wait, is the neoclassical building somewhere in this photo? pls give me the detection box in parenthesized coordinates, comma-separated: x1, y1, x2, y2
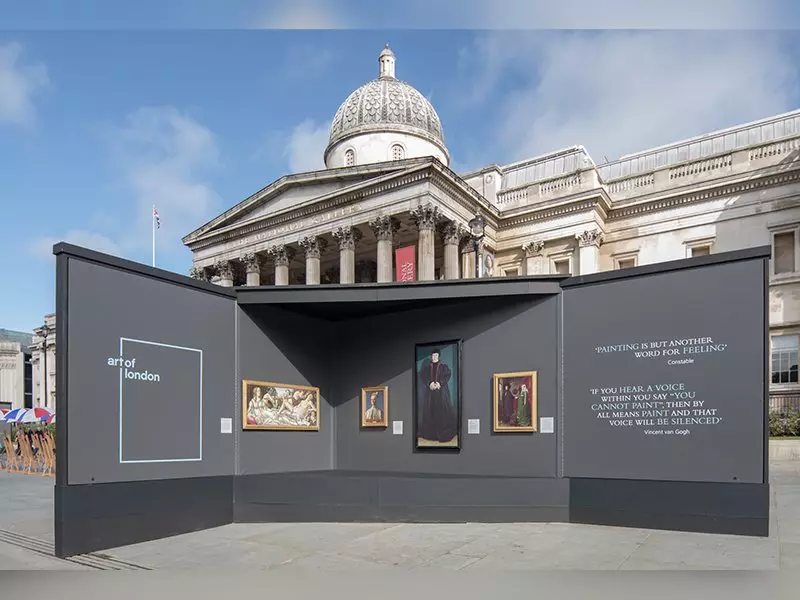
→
(183, 45, 800, 409)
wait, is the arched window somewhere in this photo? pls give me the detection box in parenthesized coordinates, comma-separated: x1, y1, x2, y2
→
(345, 149, 355, 167)
(391, 144, 405, 161)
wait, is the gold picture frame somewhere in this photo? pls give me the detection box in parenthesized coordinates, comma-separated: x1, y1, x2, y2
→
(493, 371, 537, 432)
(242, 379, 320, 431)
(361, 386, 389, 428)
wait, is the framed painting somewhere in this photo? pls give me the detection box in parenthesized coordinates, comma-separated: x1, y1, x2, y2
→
(361, 386, 389, 428)
(242, 380, 320, 431)
(414, 340, 462, 449)
(493, 371, 537, 432)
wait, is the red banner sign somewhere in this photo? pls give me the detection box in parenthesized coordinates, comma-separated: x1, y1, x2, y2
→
(395, 245, 416, 282)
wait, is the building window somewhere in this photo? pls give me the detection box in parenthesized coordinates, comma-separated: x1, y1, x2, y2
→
(691, 245, 711, 257)
(773, 230, 797, 275)
(504, 268, 519, 277)
(685, 237, 714, 259)
(553, 259, 570, 275)
(771, 334, 799, 384)
(613, 252, 638, 270)
(391, 144, 405, 161)
(344, 149, 355, 167)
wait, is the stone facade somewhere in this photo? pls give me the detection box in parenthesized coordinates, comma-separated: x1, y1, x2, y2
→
(30, 313, 56, 411)
(0, 333, 31, 411)
(183, 48, 800, 409)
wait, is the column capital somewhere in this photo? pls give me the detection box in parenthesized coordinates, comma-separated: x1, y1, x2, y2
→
(576, 229, 603, 248)
(369, 215, 400, 241)
(461, 237, 484, 254)
(299, 236, 328, 259)
(213, 259, 234, 281)
(332, 226, 363, 250)
(438, 221, 468, 246)
(410, 203, 441, 231)
(522, 240, 545, 257)
(241, 252, 263, 274)
(267, 244, 295, 267)
(189, 265, 210, 281)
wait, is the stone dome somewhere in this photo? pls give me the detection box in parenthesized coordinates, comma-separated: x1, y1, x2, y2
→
(324, 45, 449, 166)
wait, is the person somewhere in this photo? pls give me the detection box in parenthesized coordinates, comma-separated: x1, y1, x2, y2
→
(500, 382, 516, 425)
(515, 383, 531, 427)
(417, 348, 457, 444)
(364, 392, 383, 423)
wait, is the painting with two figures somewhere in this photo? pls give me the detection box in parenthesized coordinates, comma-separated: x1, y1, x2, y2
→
(414, 340, 461, 449)
(361, 386, 388, 428)
(493, 371, 537, 432)
(242, 380, 320, 431)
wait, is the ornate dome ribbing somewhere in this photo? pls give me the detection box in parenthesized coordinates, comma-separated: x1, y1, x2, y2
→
(326, 45, 446, 155)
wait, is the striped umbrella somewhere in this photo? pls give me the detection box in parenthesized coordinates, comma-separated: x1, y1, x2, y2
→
(43, 412, 56, 424)
(20, 407, 53, 423)
(1, 408, 28, 423)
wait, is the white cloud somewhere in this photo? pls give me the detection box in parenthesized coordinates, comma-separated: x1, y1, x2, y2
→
(31, 107, 221, 264)
(455, 31, 799, 166)
(285, 119, 330, 173)
(30, 230, 121, 260)
(0, 42, 49, 127)
(254, 0, 349, 28)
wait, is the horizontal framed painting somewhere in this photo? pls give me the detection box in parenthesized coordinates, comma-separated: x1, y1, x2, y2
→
(493, 371, 537, 432)
(242, 380, 320, 431)
(414, 340, 462, 449)
(361, 386, 389, 428)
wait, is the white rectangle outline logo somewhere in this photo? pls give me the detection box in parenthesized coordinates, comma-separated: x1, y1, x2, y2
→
(119, 337, 203, 464)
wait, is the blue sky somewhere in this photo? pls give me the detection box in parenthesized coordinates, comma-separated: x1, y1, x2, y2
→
(3, 6, 800, 331)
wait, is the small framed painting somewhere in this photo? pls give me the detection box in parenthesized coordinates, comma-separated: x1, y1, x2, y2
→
(361, 386, 389, 428)
(493, 371, 537, 432)
(242, 380, 320, 431)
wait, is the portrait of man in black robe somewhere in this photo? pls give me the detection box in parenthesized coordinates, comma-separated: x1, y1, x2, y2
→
(416, 345, 459, 447)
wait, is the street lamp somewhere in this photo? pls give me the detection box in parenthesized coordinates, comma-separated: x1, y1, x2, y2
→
(40, 323, 50, 409)
(468, 210, 486, 279)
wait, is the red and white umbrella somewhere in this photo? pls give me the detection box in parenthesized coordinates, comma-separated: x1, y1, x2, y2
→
(19, 407, 53, 423)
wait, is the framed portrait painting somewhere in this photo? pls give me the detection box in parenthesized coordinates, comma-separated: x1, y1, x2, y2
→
(414, 340, 461, 449)
(493, 371, 537, 432)
(242, 380, 320, 431)
(361, 386, 388, 428)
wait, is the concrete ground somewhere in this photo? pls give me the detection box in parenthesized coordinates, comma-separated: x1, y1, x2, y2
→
(1, 461, 798, 570)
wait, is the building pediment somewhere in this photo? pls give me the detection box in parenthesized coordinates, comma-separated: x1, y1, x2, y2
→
(184, 157, 494, 253)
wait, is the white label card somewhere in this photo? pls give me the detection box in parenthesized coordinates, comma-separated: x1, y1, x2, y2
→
(467, 419, 480, 434)
(392, 421, 403, 435)
(540, 417, 554, 434)
(220, 418, 232, 434)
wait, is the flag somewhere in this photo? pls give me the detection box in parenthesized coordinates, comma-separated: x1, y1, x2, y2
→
(153, 206, 161, 229)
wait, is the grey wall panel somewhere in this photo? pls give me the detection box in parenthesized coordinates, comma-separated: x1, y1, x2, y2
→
(236, 305, 335, 475)
(562, 259, 766, 484)
(66, 257, 236, 485)
(333, 296, 560, 477)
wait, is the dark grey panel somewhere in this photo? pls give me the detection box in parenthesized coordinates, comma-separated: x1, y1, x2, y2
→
(55, 475, 233, 557)
(562, 259, 766, 484)
(236, 305, 335, 475)
(234, 471, 570, 524)
(66, 257, 236, 484)
(569, 478, 769, 537)
(333, 296, 560, 477)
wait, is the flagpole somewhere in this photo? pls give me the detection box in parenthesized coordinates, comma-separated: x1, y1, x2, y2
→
(152, 204, 156, 267)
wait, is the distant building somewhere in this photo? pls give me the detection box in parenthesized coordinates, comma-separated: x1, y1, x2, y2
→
(0, 328, 34, 411)
(183, 46, 800, 411)
(30, 313, 56, 411)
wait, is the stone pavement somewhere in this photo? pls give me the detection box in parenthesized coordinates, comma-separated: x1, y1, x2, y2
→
(1, 461, 799, 570)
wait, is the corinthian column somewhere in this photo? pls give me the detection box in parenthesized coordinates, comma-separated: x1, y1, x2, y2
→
(576, 229, 603, 276)
(521, 240, 545, 275)
(242, 252, 263, 286)
(189, 265, 210, 282)
(214, 259, 234, 287)
(332, 226, 362, 284)
(299, 236, 327, 285)
(410, 203, 440, 281)
(439, 221, 466, 280)
(369, 215, 400, 283)
(268, 244, 295, 286)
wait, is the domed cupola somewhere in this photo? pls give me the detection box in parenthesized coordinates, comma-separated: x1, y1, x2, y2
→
(324, 44, 450, 169)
